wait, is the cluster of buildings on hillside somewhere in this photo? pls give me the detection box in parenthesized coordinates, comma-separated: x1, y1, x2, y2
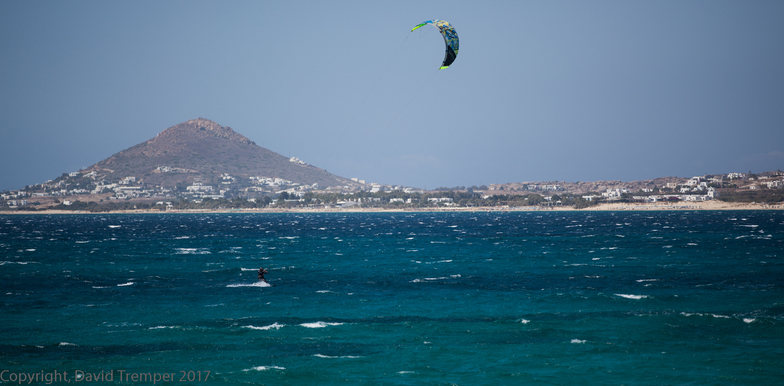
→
(3, 170, 782, 208)
(586, 176, 720, 203)
(489, 173, 783, 204)
(1, 166, 387, 208)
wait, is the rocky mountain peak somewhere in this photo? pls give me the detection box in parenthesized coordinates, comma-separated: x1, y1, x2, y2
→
(153, 118, 256, 146)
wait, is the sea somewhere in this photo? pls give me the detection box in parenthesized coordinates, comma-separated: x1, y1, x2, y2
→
(1, 211, 782, 385)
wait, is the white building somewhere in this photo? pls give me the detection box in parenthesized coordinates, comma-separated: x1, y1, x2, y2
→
(187, 183, 214, 192)
(428, 197, 453, 203)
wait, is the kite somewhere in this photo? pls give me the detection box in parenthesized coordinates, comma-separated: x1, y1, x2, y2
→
(411, 20, 459, 69)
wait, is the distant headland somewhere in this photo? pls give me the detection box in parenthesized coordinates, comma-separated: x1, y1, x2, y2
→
(2, 118, 782, 213)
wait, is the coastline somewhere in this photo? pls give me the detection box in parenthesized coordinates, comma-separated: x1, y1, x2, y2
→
(2, 201, 781, 215)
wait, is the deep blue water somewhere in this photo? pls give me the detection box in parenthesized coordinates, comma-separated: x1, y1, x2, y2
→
(1, 211, 783, 385)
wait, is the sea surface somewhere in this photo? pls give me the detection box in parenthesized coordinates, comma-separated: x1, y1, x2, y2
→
(1, 211, 783, 385)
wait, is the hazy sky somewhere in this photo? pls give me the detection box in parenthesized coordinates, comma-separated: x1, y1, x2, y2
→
(2, 0, 783, 191)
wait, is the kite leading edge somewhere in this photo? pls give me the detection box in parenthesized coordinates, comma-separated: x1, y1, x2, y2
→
(411, 20, 459, 69)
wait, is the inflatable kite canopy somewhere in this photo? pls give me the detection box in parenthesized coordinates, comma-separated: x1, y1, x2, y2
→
(411, 20, 459, 69)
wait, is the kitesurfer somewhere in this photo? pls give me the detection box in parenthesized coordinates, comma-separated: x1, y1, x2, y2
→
(258, 267, 269, 283)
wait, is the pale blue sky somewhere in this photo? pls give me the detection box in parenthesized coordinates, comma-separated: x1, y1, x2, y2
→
(2, 0, 783, 191)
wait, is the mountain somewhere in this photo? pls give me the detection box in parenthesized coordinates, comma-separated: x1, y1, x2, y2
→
(85, 118, 359, 189)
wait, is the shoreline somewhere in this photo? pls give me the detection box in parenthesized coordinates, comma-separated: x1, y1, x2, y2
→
(2, 201, 782, 215)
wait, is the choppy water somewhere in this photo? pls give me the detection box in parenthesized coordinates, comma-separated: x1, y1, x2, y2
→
(1, 211, 783, 385)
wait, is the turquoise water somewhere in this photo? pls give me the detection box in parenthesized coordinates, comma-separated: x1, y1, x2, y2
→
(1, 211, 783, 385)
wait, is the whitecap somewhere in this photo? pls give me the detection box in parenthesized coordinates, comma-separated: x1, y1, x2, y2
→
(244, 323, 284, 330)
(117, 282, 134, 287)
(571, 339, 586, 344)
(520, 319, 530, 324)
(300, 322, 343, 328)
(313, 354, 361, 358)
(175, 248, 210, 255)
(227, 282, 271, 288)
(59, 342, 77, 346)
(108, 225, 121, 229)
(743, 318, 756, 323)
(636, 279, 658, 283)
(615, 294, 647, 299)
(244, 366, 285, 371)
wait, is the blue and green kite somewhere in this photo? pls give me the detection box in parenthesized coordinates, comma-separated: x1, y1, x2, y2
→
(411, 19, 459, 69)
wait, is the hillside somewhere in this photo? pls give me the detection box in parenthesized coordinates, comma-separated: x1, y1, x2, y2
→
(85, 118, 359, 189)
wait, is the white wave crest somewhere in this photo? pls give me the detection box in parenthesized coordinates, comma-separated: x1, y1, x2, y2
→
(313, 354, 362, 359)
(571, 339, 586, 344)
(300, 322, 343, 328)
(244, 323, 285, 331)
(411, 274, 461, 283)
(175, 248, 210, 254)
(615, 294, 647, 299)
(244, 366, 285, 371)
